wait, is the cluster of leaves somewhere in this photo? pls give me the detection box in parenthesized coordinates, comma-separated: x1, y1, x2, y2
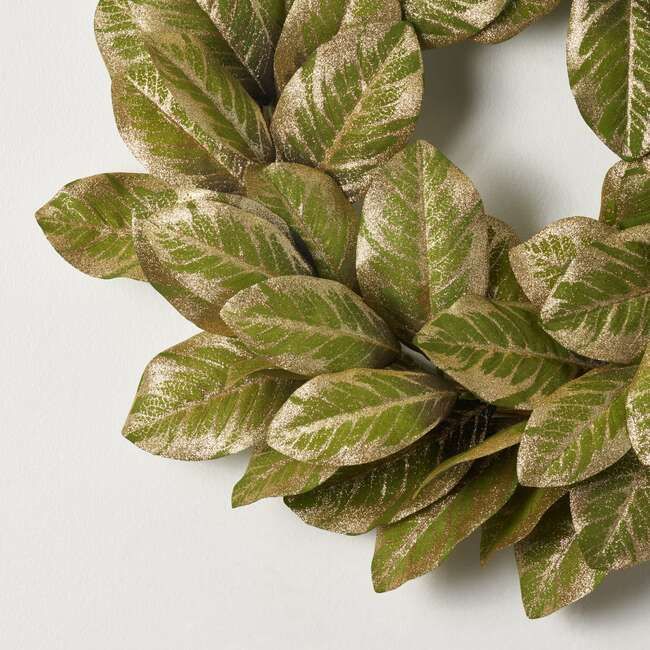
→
(36, 0, 650, 619)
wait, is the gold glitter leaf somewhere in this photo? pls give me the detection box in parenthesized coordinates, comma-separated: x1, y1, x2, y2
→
(541, 224, 650, 363)
(372, 449, 518, 592)
(36, 173, 176, 281)
(485, 215, 528, 302)
(627, 345, 650, 464)
(570, 453, 650, 571)
(515, 498, 606, 619)
(414, 295, 582, 410)
(267, 369, 456, 465)
(221, 276, 399, 376)
(517, 365, 637, 487)
(284, 403, 494, 534)
(245, 163, 359, 287)
(473, 0, 561, 44)
(273, 0, 402, 91)
(271, 21, 423, 201)
(357, 141, 489, 338)
(123, 333, 303, 460)
(600, 158, 650, 230)
(567, 0, 650, 160)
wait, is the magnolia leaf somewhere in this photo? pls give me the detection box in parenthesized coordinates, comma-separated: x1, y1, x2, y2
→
(485, 215, 527, 302)
(541, 225, 650, 363)
(271, 21, 423, 201)
(357, 141, 489, 338)
(36, 173, 175, 280)
(418, 420, 525, 492)
(473, 0, 561, 44)
(509, 216, 616, 308)
(273, 0, 402, 91)
(372, 450, 518, 593)
(268, 369, 456, 465)
(571, 453, 650, 571)
(195, 0, 285, 100)
(221, 276, 399, 376)
(415, 296, 582, 410)
(134, 199, 312, 333)
(515, 498, 606, 619)
(285, 403, 494, 534)
(567, 0, 650, 160)
(232, 447, 336, 507)
(518, 365, 637, 487)
(600, 158, 650, 230)
(245, 163, 359, 287)
(627, 345, 650, 464)
(123, 333, 302, 460)
(480, 486, 567, 565)
(402, 0, 510, 48)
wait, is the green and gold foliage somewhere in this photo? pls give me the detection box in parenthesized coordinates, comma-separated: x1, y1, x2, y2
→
(37, 0, 650, 620)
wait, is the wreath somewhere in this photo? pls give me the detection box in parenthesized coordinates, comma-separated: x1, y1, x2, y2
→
(36, 0, 650, 619)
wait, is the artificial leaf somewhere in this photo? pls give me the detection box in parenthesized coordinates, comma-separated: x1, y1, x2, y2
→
(245, 163, 359, 287)
(232, 447, 336, 507)
(267, 369, 456, 465)
(567, 0, 650, 160)
(600, 158, 650, 230)
(515, 498, 606, 619)
(123, 333, 302, 460)
(357, 140, 489, 338)
(36, 173, 175, 280)
(627, 345, 650, 464)
(541, 224, 650, 363)
(509, 216, 616, 308)
(415, 295, 582, 410)
(372, 449, 518, 592)
(518, 365, 637, 487)
(571, 453, 650, 571)
(195, 0, 285, 100)
(134, 198, 312, 333)
(273, 0, 402, 91)
(221, 276, 399, 375)
(473, 0, 561, 44)
(285, 403, 494, 534)
(402, 0, 510, 48)
(271, 21, 423, 201)
(480, 485, 566, 564)
(485, 215, 528, 302)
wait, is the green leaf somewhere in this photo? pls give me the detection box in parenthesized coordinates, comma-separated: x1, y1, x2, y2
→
(473, 0, 561, 44)
(372, 449, 518, 593)
(600, 158, 650, 230)
(515, 498, 606, 619)
(36, 173, 175, 280)
(357, 140, 489, 338)
(245, 163, 359, 287)
(480, 486, 567, 565)
(415, 295, 582, 410)
(196, 0, 285, 100)
(509, 216, 616, 308)
(221, 276, 399, 375)
(123, 333, 302, 460)
(417, 420, 525, 492)
(518, 365, 636, 487)
(271, 21, 423, 201)
(268, 369, 456, 465)
(485, 215, 528, 302)
(567, 0, 650, 160)
(285, 403, 494, 534)
(273, 0, 402, 91)
(133, 196, 312, 333)
(627, 345, 650, 464)
(402, 0, 510, 48)
(232, 447, 336, 507)
(571, 453, 650, 571)
(541, 225, 650, 363)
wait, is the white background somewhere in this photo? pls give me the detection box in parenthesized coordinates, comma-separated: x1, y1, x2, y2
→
(2, 1, 649, 648)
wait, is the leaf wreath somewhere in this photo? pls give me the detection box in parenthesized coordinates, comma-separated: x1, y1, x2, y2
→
(36, 0, 650, 620)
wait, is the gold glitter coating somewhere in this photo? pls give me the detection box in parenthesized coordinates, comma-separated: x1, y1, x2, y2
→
(627, 344, 650, 464)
